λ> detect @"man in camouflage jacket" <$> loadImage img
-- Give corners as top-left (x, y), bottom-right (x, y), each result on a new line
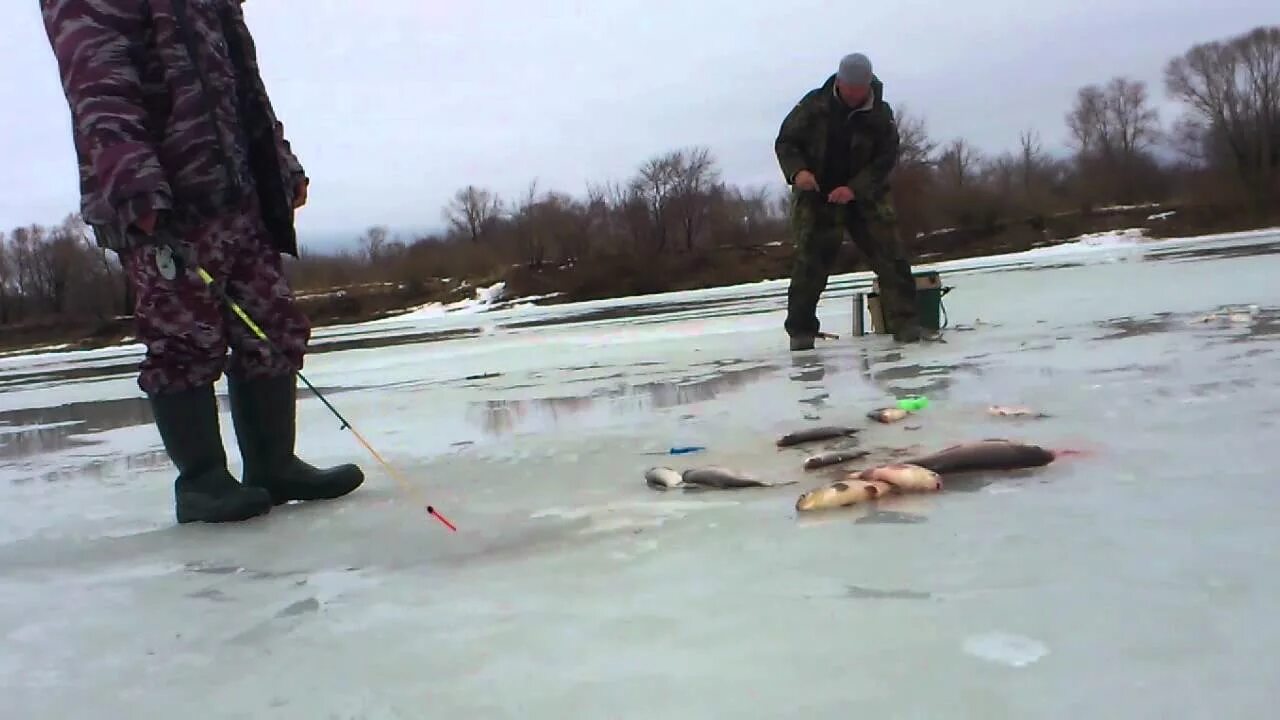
top-left (775, 53), bottom-right (925, 348)
top-left (41, 0), bottom-right (363, 524)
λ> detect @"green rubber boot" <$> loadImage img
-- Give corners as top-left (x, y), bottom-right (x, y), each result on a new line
top-left (149, 384), bottom-right (273, 524)
top-left (227, 373), bottom-right (364, 506)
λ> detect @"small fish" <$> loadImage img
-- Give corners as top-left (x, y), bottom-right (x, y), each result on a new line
top-left (802, 450), bottom-right (871, 470)
top-left (853, 464), bottom-right (943, 493)
top-left (867, 408), bottom-right (909, 424)
top-left (795, 479), bottom-right (894, 512)
top-left (644, 466), bottom-right (684, 490)
top-left (987, 405), bottom-right (1050, 418)
top-left (681, 466), bottom-right (798, 489)
top-left (776, 426), bottom-right (859, 447)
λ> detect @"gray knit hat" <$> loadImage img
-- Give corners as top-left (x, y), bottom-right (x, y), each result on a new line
top-left (837, 53), bottom-right (873, 85)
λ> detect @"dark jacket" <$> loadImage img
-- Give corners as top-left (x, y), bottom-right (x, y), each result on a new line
top-left (775, 73), bottom-right (901, 202)
top-left (41, 0), bottom-right (306, 255)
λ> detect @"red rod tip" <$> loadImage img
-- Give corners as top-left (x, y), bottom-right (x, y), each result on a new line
top-left (427, 506), bottom-right (458, 532)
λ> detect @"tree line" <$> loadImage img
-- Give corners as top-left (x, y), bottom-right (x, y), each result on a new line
top-left (3, 24), bottom-right (1277, 334)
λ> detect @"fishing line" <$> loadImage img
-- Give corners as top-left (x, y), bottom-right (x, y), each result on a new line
top-left (161, 236), bottom-right (457, 532)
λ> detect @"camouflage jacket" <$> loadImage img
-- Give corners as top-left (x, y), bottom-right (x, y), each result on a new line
top-left (41, 0), bottom-right (306, 255)
top-left (775, 73), bottom-right (900, 202)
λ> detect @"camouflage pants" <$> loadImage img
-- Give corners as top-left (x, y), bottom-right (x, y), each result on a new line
top-left (122, 198), bottom-right (311, 396)
top-left (784, 190), bottom-right (919, 338)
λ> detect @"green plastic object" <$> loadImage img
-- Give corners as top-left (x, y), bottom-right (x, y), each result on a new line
top-left (897, 395), bottom-right (929, 411)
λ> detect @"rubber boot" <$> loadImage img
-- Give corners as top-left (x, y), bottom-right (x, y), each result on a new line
top-left (789, 334), bottom-right (816, 351)
top-left (149, 384), bottom-right (273, 524)
top-left (227, 373), bottom-right (364, 506)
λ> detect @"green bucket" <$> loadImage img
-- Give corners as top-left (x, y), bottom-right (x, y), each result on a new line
top-left (913, 272), bottom-right (950, 332)
top-left (870, 271), bottom-right (952, 334)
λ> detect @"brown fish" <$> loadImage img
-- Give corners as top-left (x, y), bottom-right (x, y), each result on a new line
top-left (854, 464), bottom-right (943, 492)
top-left (867, 408), bottom-right (910, 424)
top-left (795, 479), bottom-right (895, 512)
top-left (987, 405), bottom-right (1050, 419)
top-left (902, 439), bottom-right (1056, 475)
top-left (777, 426), bottom-right (859, 447)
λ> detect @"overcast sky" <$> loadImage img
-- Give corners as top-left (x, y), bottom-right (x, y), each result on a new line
top-left (3, 0), bottom-right (1277, 250)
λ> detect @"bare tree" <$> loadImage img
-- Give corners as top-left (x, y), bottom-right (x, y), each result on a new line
top-left (443, 185), bottom-right (503, 243)
top-left (1067, 76), bottom-right (1163, 203)
top-left (1067, 85), bottom-right (1108, 156)
top-left (937, 138), bottom-right (979, 189)
top-left (0, 231), bottom-right (10, 323)
top-left (1166, 25), bottom-right (1280, 212)
top-left (1018, 130), bottom-right (1044, 194)
top-left (669, 146), bottom-right (721, 252)
top-left (1108, 78), bottom-right (1162, 157)
top-left (894, 105), bottom-right (937, 169)
top-left (984, 153), bottom-right (1019, 198)
top-left (511, 180), bottom-right (548, 269)
top-left (631, 151), bottom-right (683, 254)
top-left (359, 226), bottom-right (390, 265)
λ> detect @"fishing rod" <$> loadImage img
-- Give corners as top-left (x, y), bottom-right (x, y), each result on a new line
top-left (158, 235), bottom-right (457, 532)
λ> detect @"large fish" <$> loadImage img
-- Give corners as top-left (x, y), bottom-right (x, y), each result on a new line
top-left (682, 466), bottom-right (798, 489)
top-left (795, 479), bottom-right (895, 512)
top-left (901, 439), bottom-right (1056, 475)
top-left (854, 464), bottom-right (943, 492)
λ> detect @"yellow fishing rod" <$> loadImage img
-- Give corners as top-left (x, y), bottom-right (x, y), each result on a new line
top-left (163, 238), bottom-right (457, 532)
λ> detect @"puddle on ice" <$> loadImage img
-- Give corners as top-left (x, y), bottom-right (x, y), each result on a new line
top-left (529, 499), bottom-right (743, 535)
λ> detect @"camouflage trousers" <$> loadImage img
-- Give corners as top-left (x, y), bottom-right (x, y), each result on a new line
top-left (784, 190), bottom-right (920, 338)
top-left (121, 198), bottom-right (311, 396)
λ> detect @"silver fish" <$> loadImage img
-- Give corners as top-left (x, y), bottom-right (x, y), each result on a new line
top-left (681, 466), bottom-right (798, 489)
top-left (802, 450), bottom-right (871, 470)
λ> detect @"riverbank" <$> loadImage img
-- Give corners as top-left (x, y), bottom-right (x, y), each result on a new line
top-left (0, 201), bottom-right (1271, 356)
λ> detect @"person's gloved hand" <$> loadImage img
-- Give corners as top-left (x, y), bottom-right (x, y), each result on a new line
top-left (827, 186), bottom-right (855, 205)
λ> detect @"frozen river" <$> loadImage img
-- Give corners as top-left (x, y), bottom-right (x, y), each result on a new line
top-left (2, 227), bottom-right (1279, 718)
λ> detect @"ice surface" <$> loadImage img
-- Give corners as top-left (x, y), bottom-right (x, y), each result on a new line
top-left (2, 228), bottom-right (1280, 718)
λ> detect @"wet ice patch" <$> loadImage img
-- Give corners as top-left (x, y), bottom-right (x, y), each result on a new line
top-left (530, 499), bottom-right (741, 535)
top-left (610, 538), bottom-right (661, 561)
top-left (963, 632), bottom-right (1049, 667)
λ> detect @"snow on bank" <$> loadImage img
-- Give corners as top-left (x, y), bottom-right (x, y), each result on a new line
top-left (0, 342), bottom-right (145, 371)
top-left (1014, 228), bottom-right (1149, 258)
top-left (362, 281), bottom-right (507, 325)
top-left (360, 281), bottom-right (550, 326)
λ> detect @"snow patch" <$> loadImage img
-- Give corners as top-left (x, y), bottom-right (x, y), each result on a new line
top-left (963, 632), bottom-right (1049, 667)
top-left (365, 281), bottom-right (509, 324)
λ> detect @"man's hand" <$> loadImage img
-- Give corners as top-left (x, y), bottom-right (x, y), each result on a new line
top-left (827, 186), bottom-right (855, 205)
top-left (292, 178), bottom-right (308, 209)
top-left (793, 170), bottom-right (819, 192)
